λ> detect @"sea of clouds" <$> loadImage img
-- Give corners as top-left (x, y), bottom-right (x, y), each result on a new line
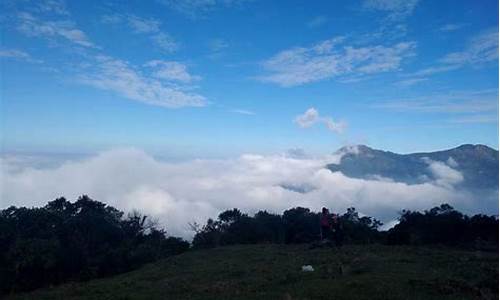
top-left (0, 147), bottom-right (494, 239)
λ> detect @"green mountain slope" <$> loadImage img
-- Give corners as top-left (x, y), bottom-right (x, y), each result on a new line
top-left (7, 244), bottom-right (498, 300)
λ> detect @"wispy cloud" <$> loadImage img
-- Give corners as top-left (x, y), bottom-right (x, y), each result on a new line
top-left (208, 38), bottom-right (229, 52)
top-left (78, 55), bottom-right (207, 108)
top-left (230, 109), bottom-right (255, 115)
top-left (10, 1), bottom-right (207, 109)
top-left (448, 115), bottom-right (498, 124)
top-left (359, 0), bottom-right (418, 43)
top-left (0, 48), bottom-right (42, 63)
top-left (259, 37), bottom-right (415, 87)
top-left (307, 16), bottom-right (328, 28)
top-left (207, 38), bottom-right (229, 59)
top-left (394, 77), bottom-right (428, 87)
top-left (440, 29), bottom-right (498, 66)
top-left (373, 89), bottom-right (498, 124)
top-left (144, 60), bottom-right (201, 83)
top-left (363, 0), bottom-right (419, 20)
top-left (17, 12), bottom-right (96, 48)
top-left (295, 108), bottom-right (346, 134)
top-left (423, 158), bottom-right (463, 188)
top-left (100, 14), bottom-right (179, 52)
top-left (151, 33), bottom-right (179, 53)
top-left (439, 23), bottom-right (466, 32)
top-left (34, 0), bottom-right (69, 16)
top-left (127, 15), bottom-right (161, 33)
top-left (400, 29), bottom-right (498, 83)
top-left (405, 65), bottom-right (461, 77)
top-left (158, 0), bottom-right (250, 18)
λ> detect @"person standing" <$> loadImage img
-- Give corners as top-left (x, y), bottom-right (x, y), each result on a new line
top-left (320, 207), bottom-right (343, 247)
top-left (320, 207), bottom-right (332, 241)
top-left (331, 213), bottom-right (343, 248)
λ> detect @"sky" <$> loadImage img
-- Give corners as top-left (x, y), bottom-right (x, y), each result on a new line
top-left (0, 0), bottom-right (498, 236)
top-left (0, 0), bottom-right (498, 158)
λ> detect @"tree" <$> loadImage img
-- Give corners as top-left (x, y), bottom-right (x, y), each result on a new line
top-left (0, 196), bottom-right (189, 294)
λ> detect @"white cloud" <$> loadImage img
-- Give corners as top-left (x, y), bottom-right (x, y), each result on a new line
top-left (402, 29), bottom-right (497, 82)
top-left (307, 16), bottom-right (328, 28)
top-left (405, 65), bottom-right (461, 77)
top-left (363, 0), bottom-right (419, 20)
top-left (441, 29), bottom-right (498, 66)
top-left (100, 14), bottom-right (122, 24)
top-left (78, 55), bottom-right (207, 108)
top-left (159, 0), bottom-right (250, 18)
top-left (208, 38), bottom-right (229, 52)
top-left (0, 48), bottom-right (42, 63)
top-left (446, 157), bottom-right (458, 168)
top-left (230, 109), bottom-right (255, 115)
top-left (2, 148), bottom-right (493, 239)
top-left (295, 108), bottom-right (346, 134)
top-left (295, 108), bottom-right (320, 128)
top-left (127, 15), bottom-right (161, 33)
top-left (35, 0), bottom-right (69, 15)
top-left (394, 77), bottom-right (428, 87)
top-left (100, 14), bottom-right (179, 52)
top-left (448, 114), bottom-right (498, 124)
top-left (144, 60), bottom-right (200, 83)
top-left (324, 118), bottom-right (347, 133)
top-left (439, 23), bottom-right (465, 32)
top-left (17, 12), bottom-right (95, 48)
top-left (374, 89), bottom-right (498, 116)
top-left (151, 32), bottom-right (179, 53)
top-left (259, 37), bottom-right (415, 87)
top-left (422, 158), bottom-right (464, 188)
top-left (12, 6), bottom-right (203, 109)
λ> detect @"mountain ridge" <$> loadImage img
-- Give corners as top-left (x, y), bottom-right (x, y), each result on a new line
top-left (328, 144), bottom-right (499, 190)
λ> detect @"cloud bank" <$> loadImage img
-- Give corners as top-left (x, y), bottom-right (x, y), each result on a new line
top-left (2, 148), bottom-right (493, 239)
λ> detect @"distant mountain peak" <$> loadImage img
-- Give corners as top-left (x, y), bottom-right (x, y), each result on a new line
top-left (328, 143), bottom-right (498, 190)
top-left (454, 144), bottom-right (495, 152)
top-left (335, 144), bottom-right (374, 155)
top-left (335, 144), bottom-right (497, 156)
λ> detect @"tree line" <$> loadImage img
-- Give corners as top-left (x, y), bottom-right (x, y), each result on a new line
top-left (1, 196), bottom-right (497, 294)
top-left (191, 204), bottom-right (498, 249)
top-left (190, 206), bottom-right (383, 247)
top-left (0, 196), bottom-right (189, 294)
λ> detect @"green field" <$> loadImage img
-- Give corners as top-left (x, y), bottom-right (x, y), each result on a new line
top-left (6, 244), bottom-right (498, 300)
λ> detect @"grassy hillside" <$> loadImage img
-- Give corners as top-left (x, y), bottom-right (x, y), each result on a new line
top-left (6, 244), bottom-right (498, 300)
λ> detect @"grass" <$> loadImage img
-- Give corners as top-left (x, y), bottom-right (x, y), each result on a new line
top-left (6, 244), bottom-right (498, 300)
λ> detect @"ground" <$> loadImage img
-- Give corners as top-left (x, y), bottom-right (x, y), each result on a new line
top-left (6, 244), bottom-right (499, 300)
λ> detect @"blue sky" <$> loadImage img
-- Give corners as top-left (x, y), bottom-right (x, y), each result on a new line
top-left (1, 0), bottom-right (498, 158)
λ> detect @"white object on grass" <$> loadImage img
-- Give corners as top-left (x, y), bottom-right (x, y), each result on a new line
top-left (301, 265), bottom-right (314, 272)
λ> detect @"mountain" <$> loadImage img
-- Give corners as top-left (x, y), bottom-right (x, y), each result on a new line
top-left (326, 144), bottom-right (499, 190)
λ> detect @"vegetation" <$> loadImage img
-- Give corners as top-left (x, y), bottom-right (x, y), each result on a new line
top-left (0, 196), bottom-right (189, 294)
top-left (1, 196), bottom-right (498, 298)
top-left (387, 204), bottom-right (498, 247)
top-left (191, 204), bottom-right (497, 249)
top-left (191, 206), bottom-right (383, 248)
top-left (6, 244), bottom-right (498, 300)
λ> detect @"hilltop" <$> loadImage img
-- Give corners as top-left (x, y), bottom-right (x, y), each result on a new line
top-left (7, 244), bottom-right (498, 300)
